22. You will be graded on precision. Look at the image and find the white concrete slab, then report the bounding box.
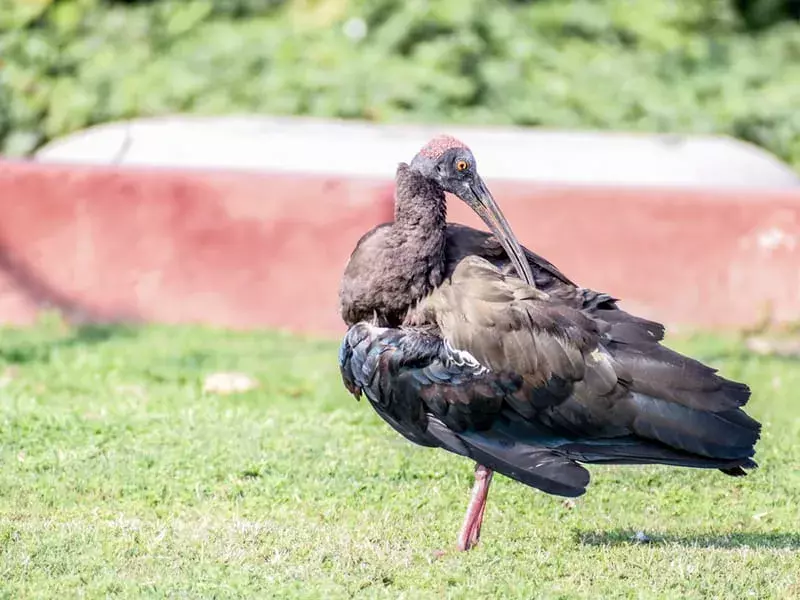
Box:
[34,114,800,189]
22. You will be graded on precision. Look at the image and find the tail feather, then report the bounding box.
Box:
[494,408,758,479]
[627,392,760,461]
[720,463,756,477]
[426,417,590,497]
[591,307,760,475]
[608,342,751,412]
[558,437,758,475]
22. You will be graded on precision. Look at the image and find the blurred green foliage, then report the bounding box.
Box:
[1,0,799,167]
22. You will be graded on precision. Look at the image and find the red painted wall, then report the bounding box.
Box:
[0,161,393,334]
[1,160,798,335]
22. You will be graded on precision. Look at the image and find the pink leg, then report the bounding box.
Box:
[456,464,494,551]
[467,481,490,547]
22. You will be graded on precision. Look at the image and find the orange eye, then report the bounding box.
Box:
[456,160,469,171]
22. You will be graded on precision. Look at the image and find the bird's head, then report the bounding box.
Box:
[410,135,534,285]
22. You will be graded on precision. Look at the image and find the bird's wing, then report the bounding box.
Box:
[445,223,668,345]
[417,255,612,391]
[406,256,760,476]
[339,313,758,500]
[339,321,592,497]
[447,224,757,413]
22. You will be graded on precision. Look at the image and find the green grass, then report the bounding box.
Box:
[0,319,798,598]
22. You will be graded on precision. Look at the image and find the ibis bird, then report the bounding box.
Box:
[338,135,760,551]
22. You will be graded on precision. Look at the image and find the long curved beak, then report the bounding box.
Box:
[464,176,535,286]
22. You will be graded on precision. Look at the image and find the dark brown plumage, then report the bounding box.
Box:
[338,136,760,551]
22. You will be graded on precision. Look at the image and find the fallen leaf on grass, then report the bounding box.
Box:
[203,372,259,395]
[0,366,19,388]
[746,336,800,358]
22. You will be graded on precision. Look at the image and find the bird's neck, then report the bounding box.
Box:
[389,164,447,300]
[394,166,447,230]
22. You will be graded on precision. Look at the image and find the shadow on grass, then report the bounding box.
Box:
[0,323,141,365]
[577,529,800,550]
[58,323,140,347]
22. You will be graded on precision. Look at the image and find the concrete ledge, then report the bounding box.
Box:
[35,115,800,189]
[0,159,798,334]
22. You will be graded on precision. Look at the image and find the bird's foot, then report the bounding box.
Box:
[456,464,494,551]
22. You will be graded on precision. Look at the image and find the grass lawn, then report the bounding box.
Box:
[0,319,798,598]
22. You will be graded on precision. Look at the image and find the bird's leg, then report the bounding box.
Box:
[468,480,490,548]
[456,464,494,551]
